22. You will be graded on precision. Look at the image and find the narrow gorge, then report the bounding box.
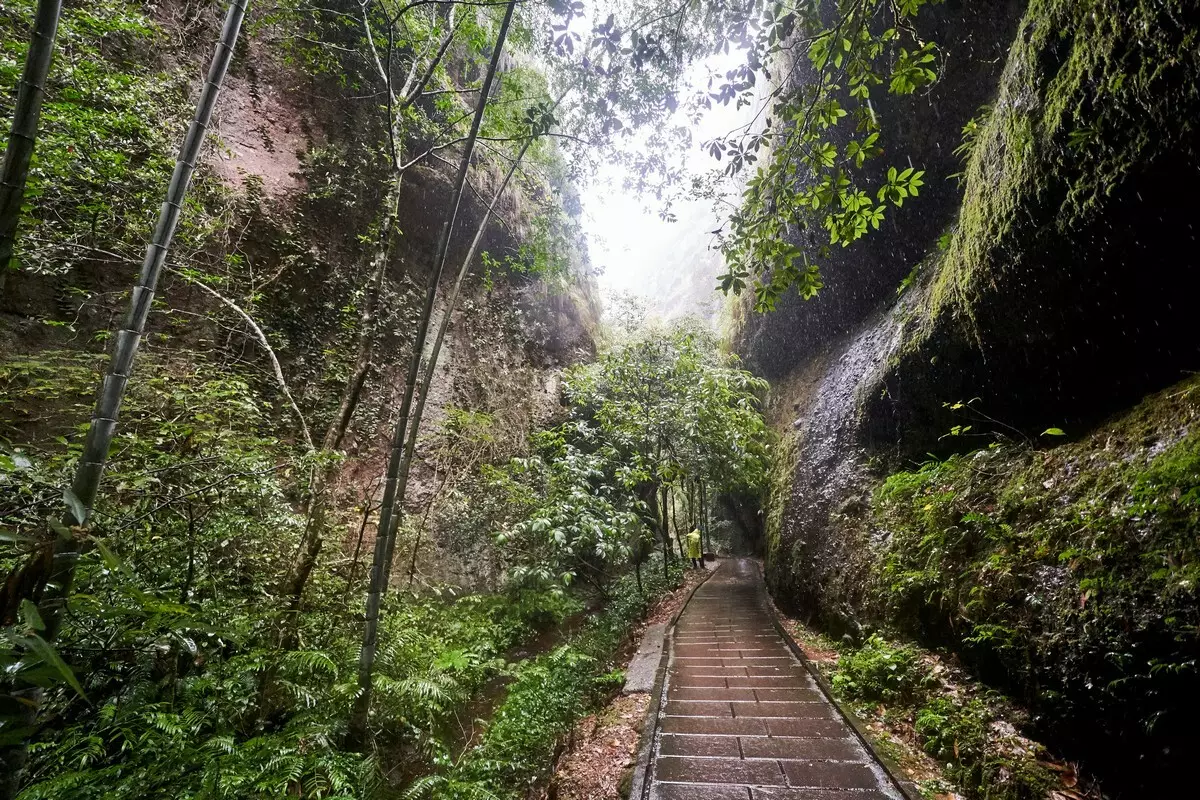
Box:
[1,1,1197,799]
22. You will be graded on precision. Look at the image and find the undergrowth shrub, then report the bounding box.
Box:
[418,559,684,799]
[831,634,933,704]
[915,697,1055,800]
[825,634,1057,800]
[1,351,581,797]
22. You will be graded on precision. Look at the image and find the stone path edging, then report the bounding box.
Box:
[628,563,721,800]
[753,564,923,800]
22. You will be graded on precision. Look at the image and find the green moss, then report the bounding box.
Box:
[873,375,1200,739]
[763,427,799,578]
[915,697,1056,800]
[916,0,1200,323]
[824,633,1057,800]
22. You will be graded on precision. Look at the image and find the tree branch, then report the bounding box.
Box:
[170,269,314,451]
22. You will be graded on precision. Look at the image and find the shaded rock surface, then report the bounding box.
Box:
[739,0,1200,794]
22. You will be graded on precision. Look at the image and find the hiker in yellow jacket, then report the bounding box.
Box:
[686,528,703,569]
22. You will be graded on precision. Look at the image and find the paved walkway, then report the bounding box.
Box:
[645,558,905,800]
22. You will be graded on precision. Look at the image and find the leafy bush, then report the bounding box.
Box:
[420,560,682,799]
[0,0,205,279]
[0,346,578,796]
[831,634,933,705]
[915,697,1055,800]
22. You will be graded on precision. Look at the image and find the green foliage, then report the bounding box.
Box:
[494,423,641,588]
[0,0,196,277]
[565,321,770,494]
[874,377,1200,748]
[480,214,572,290]
[949,105,992,184]
[424,563,681,799]
[913,697,1055,800]
[0,346,591,797]
[825,634,1056,800]
[831,634,933,705]
[492,321,768,588]
[711,0,941,310]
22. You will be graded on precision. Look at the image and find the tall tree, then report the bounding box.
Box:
[347,0,517,747]
[0,0,62,290]
[280,0,462,609]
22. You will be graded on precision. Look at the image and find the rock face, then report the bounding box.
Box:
[740,0,1200,792]
[736,0,1027,382]
[0,5,599,591]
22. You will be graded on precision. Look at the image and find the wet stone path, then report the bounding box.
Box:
[646,558,904,800]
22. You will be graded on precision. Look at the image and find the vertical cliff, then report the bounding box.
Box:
[738,0,1200,793]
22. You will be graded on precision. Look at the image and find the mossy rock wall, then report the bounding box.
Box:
[753,0,1200,793]
[872,377,1200,793]
[865,0,1200,457]
[733,0,1025,381]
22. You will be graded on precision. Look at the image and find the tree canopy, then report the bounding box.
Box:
[495,320,769,588]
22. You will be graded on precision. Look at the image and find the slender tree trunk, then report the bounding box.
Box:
[343,493,375,605]
[671,487,684,561]
[348,0,515,748]
[660,483,670,580]
[401,134,535,589]
[0,0,62,293]
[0,3,247,794]
[278,195,391,611]
[634,539,643,593]
[324,244,390,452]
[181,501,197,604]
[691,482,700,532]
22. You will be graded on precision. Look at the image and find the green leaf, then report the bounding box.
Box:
[63,488,87,526]
[46,516,73,542]
[22,633,89,701]
[91,536,129,576]
[20,600,45,632]
[1041,427,1067,437]
[0,528,35,544]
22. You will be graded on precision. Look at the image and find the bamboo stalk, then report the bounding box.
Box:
[348,0,516,747]
[0,3,248,795]
[0,0,63,288]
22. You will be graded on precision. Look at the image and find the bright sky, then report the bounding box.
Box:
[580,51,762,314]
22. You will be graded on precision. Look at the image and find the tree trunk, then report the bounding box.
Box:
[660,483,670,580]
[324,236,391,452]
[0,0,62,293]
[347,0,516,748]
[401,133,536,589]
[0,2,247,793]
[671,486,685,561]
[635,543,643,593]
[343,492,376,605]
[688,480,696,531]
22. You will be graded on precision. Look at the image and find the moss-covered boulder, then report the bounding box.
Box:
[867,0,1200,458]
[873,376,1200,793]
[755,1,1200,792]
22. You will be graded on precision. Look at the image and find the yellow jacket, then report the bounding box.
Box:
[686,530,702,559]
